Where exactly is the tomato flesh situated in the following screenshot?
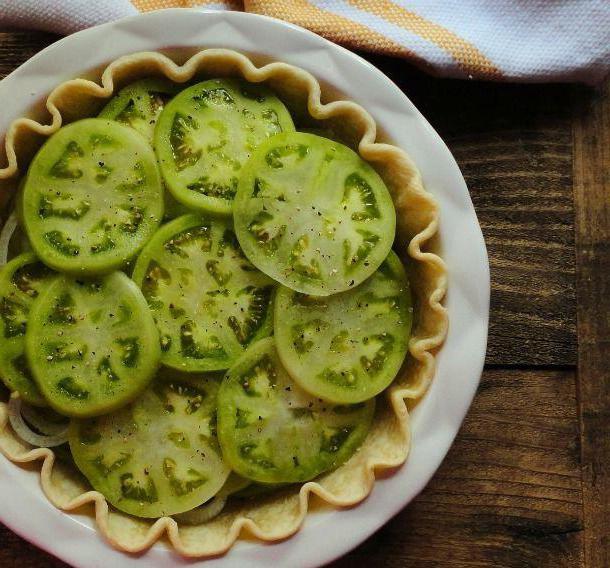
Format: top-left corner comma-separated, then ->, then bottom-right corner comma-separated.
0,253 -> 55,405
22,118 -> 163,275
275,252 -> 412,403
132,214 -> 275,372
99,78 -> 180,143
98,79 -> 191,221
233,132 -> 396,295
69,370 -> 229,517
26,271 -> 160,417
217,338 -> 375,484
154,79 -> 294,215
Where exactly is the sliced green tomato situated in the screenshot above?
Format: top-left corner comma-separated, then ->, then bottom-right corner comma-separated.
217,338 -> 374,484
232,480 -> 288,499
275,252 -> 412,404
220,472 -> 252,495
98,78 -> 180,143
163,190 -> 191,221
25,271 -> 160,417
22,118 -> 163,275
154,79 -> 295,215
97,80 -> 190,222
132,214 -> 275,372
10,223 -> 32,259
0,253 -> 55,405
69,370 -> 230,518
301,126 -> 344,144
172,471 -> 252,525
233,132 -> 396,295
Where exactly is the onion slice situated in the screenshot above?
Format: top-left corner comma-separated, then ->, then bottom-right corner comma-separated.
173,495 -> 227,525
7,397 -> 69,448
0,212 -> 18,267
20,403 -> 69,437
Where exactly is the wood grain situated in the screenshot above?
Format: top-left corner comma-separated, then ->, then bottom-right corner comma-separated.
0,31 -> 56,79
365,54 -> 577,367
334,368 -> 583,567
573,78 -> 610,567
0,529 -> 65,568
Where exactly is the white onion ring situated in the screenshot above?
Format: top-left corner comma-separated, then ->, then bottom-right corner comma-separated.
7,397 -> 69,448
173,495 -> 227,525
20,403 -> 69,436
0,212 -> 18,266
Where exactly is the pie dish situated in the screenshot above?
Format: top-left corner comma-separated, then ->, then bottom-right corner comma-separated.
0,10 -> 488,567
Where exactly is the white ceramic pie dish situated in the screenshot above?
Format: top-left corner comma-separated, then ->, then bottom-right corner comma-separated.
0,8 -> 489,567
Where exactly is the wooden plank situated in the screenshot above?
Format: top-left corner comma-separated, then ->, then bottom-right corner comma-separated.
573,78 -> 610,567
363,55 -> 577,367
0,529 -> 65,568
335,368 -> 583,567
0,31 -> 57,79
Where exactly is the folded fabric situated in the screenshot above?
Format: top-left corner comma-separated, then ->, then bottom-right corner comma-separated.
1,0 -> 608,84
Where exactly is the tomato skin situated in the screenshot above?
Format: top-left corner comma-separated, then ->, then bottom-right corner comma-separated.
0,253 -> 55,406
132,214 -> 275,373
98,79 -> 192,222
22,118 -> 164,275
217,337 -> 375,484
25,271 -> 161,418
154,79 -> 295,216
233,132 -> 396,296
98,78 -> 180,143
274,251 -> 412,404
69,370 -> 230,518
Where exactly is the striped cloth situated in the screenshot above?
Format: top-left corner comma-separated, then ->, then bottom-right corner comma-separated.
1,0 -> 609,83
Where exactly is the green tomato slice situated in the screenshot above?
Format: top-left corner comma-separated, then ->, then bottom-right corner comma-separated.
275,252 -> 412,404
98,78 -> 180,143
25,271 -> 160,417
232,480 -> 288,499
162,191 -> 191,222
69,370 -> 230,518
217,337 -> 375,484
97,79 -> 190,222
22,118 -> 163,275
0,253 -> 55,405
154,79 -> 295,216
132,214 -> 274,372
233,132 -> 396,295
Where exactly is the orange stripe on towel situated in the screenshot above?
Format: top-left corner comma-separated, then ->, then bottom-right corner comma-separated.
245,0 -> 435,72
132,0 -> 242,11
346,0 -> 501,78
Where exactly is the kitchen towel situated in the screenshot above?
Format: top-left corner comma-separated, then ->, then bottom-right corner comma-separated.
1,0 -> 609,83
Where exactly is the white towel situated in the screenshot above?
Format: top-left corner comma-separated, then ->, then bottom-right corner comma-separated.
0,0 -> 137,35
0,0 -> 608,84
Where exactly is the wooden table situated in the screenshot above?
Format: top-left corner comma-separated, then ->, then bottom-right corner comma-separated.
1,30 -> 608,568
